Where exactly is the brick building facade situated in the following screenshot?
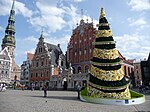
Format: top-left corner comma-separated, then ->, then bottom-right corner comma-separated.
67,19 -> 96,73
29,33 -> 66,89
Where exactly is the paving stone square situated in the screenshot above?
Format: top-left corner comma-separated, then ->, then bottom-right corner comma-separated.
0,90 -> 150,112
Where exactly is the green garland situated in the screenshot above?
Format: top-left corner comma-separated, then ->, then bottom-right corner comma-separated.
91,57 -> 121,63
89,73 -> 130,87
96,36 -> 114,41
98,25 -> 110,30
99,17 -> 108,24
95,44 -> 116,49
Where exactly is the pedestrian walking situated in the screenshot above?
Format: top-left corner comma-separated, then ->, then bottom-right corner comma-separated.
43,84 -> 48,97
31,83 -> 35,91
77,84 -> 81,99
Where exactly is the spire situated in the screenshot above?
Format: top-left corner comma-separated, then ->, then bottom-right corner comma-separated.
11,0 -> 15,10
81,9 -> 83,20
1,0 -> 16,59
39,29 -> 44,42
2,0 -> 16,48
80,9 -> 84,25
100,7 -> 106,19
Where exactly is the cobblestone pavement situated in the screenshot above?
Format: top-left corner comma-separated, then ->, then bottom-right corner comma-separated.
0,90 -> 150,112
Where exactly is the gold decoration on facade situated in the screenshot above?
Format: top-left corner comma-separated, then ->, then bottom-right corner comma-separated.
96,29 -> 113,38
90,65 -> 124,81
93,48 -> 119,59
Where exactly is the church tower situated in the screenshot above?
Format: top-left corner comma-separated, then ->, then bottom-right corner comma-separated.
1,0 -> 16,60
1,0 -> 21,83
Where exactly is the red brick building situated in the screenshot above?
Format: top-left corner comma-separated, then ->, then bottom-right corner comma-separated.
67,19 -> 96,73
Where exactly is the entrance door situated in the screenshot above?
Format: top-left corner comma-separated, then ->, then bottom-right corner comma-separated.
63,81 -> 67,90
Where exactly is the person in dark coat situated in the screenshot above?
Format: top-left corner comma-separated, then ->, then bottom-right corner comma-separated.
43,84 -> 48,97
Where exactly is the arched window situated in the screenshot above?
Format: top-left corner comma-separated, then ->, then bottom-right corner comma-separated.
78,66 -> 82,73
85,65 -> 89,73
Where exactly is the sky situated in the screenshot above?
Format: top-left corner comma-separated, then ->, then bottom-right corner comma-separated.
0,0 -> 150,66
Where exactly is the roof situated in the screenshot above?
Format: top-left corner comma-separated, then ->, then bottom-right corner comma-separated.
0,47 -> 11,61
27,53 -> 34,61
45,42 -> 63,66
118,51 -> 133,65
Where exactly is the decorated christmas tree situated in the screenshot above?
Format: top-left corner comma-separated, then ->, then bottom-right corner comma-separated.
87,8 -> 131,99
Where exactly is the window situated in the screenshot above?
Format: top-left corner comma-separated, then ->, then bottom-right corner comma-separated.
84,50 -> 86,55
41,73 -> 43,77
36,62 -> 38,67
39,48 -> 40,53
75,52 -> 77,56
31,73 -> 33,78
61,61 -> 63,66
78,66 -> 81,73
79,50 -> 81,55
41,61 -> 44,66
46,71 -> 49,77
90,49 -> 92,53
85,65 -> 89,73
46,60 -> 47,65
36,73 -> 38,77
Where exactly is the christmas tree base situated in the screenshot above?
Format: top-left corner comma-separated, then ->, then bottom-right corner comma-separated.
80,88 -> 145,105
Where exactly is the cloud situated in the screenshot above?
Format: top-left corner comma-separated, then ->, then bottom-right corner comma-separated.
24,36 -> 39,43
128,17 -> 150,30
24,48 -> 35,55
0,0 -> 12,16
15,1 -> 33,18
73,0 -> 85,2
44,34 -> 71,53
114,34 -> 150,60
128,0 -> 150,11
0,0 -> 33,18
29,0 -> 68,33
